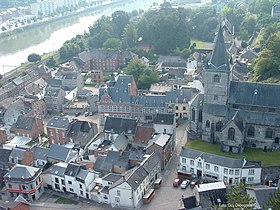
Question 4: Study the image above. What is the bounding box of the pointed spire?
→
[208,24,229,71]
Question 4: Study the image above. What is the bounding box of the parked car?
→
[173,178,182,187]
[190,179,202,189]
[75,112,81,117]
[84,112,89,117]
[180,180,190,189]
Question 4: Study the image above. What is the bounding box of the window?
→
[117,190,120,196]
[198,110,202,123]
[223,176,228,182]
[190,160,194,166]
[80,184,82,189]
[183,106,186,110]
[206,164,210,170]
[55,178,59,183]
[249,169,255,175]
[248,177,254,182]
[175,106,178,110]
[235,170,239,175]
[206,120,210,128]
[198,162,202,168]
[228,128,235,140]
[229,169,233,175]
[68,181,72,185]
[55,183,60,190]
[80,191,83,195]
[234,178,239,184]
[224,168,228,174]
[8,184,12,189]
[216,121,223,132]
[70,188,74,192]
[182,158,186,164]
[61,180,65,185]
[191,108,195,122]
[190,168,194,173]
[247,126,255,137]
[30,184,33,189]
[265,128,273,139]
[115,197,120,203]
[214,166,219,172]
[213,75,220,83]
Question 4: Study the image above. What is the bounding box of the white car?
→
[180,180,190,189]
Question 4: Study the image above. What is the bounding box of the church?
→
[188,25,280,154]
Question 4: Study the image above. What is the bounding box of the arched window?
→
[191,108,195,122]
[216,121,223,132]
[228,128,235,140]
[206,120,210,128]
[265,128,273,139]
[247,126,255,137]
[198,110,203,123]
[213,75,220,83]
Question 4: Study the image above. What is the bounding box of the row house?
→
[179,147,262,185]
[31,146,49,169]
[46,116,70,145]
[0,148,12,185]
[33,65,52,80]
[46,144,76,164]
[12,71,39,94]
[54,71,84,91]
[44,86,65,114]
[22,96,47,119]
[24,78,47,100]
[11,115,44,140]
[0,82,17,102]
[3,164,44,202]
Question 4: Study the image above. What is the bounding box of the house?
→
[24,78,47,99]
[8,147,35,167]
[64,163,99,199]
[22,96,47,119]
[91,70,104,84]
[31,146,49,169]
[153,113,175,134]
[104,117,137,142]
[156,56,186,72]
[239,49,258,63]
[188,24,280,153]
[5,137,32,149]
[0,148,12,185]
[46,144,76,164]
[0,199,30,210]
[11,115,44,140]
[12,71,39,94]
[271,4,280,21]
[0,128,8,144]
[246,185,276,210]
[46,116,70,145]
[55,71,84,91]
[146,133,174,170]
[42,162,68,193]
[44,86,65,114]
[194,182,227,208]
[108,133,129,152]
[67,119,98,147]
[179,147,262,185]
[33,64,52,80]
[3,164,44,202]
[149,83,173,95]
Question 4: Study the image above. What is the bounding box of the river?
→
[0,0,164,74]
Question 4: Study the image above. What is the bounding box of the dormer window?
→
[213,75,220,83]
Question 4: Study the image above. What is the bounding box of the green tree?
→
[27,53,41,62]
[122,23,138,48]
[111,10,130,38]
[267,188,280,209]
[241,15,257,37]
[1,26,7,31]
[46,56,56,67]
[103,38,121,49]
[226,183,255,210]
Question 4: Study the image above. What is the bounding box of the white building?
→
[179,147,262,185]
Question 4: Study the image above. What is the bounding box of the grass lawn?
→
[55,197,78,205]
[191,39,213,50]
[186,140,280,167]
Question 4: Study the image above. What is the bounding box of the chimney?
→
[128,83,131,94]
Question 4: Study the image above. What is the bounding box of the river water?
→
[0,0,163,73]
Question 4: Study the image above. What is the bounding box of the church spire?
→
[208,24,229,71]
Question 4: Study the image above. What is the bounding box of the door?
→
[197,170,202,177]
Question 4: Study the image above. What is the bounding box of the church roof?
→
[208,25,229,71]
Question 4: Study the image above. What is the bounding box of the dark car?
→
[173,178,183,187]
[190,179,201,189]
[75,112,81,117]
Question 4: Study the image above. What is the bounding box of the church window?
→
[216,122,223,132]
[247,126,255,137]
[206,120,210,128]
[198,110,202,123]
[228,128,235,140]
[265,128,273,139]
[213,75,220,83]
[191,108,195,122]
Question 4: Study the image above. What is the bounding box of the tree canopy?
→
[267,188,280,209]
[27,53,41,62]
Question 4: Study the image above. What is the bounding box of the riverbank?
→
[0,0,128,39]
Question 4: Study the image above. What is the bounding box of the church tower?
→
[203,25,231,106]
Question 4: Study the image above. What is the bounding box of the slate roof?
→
[55,71,78,80]
[104,117,137,134]
[47,144,71,162]
[229,81,280,108]
[125,166,148,190]
[45,78,62,87]
[34,64,50,74]
[246,186,276,209]
[9,147,27,161]
[64,163,85,177]
[0,148,12,163]
[112,133,128,151]
[166,89,193,103]
[154,114,174,125]
[240,49,258,61]
[190,93,204,108]
[203,104,228,117]
[45,162,67,177]
[47,116,70,129]
[208,25,229,71]
[157,56,186,64]
[134,126,154,145]
[4,164,40,180]
[44,86,62,97]
[31,146,50,161]
[272,4,280,13]
[103,173,122,183]
[14,115,35,130]
[150,133,171,148]
[25,78,47,95]
[141,152,160,172]
[180,147,244,168]
[100,150,129,173]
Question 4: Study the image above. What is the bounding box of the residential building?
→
[46,116,70,145]
[33,64,52,80]
[46,144,76,164]
[55,71,84,91]
[149,83,173,95]
[24,78,47,100]
[31,146,49,168]
[153,113,175,135]
[132,125,154,149]
[0,148,12,185]
[0,199,30,210]
[91,70,104,84]
[3,164,44,201]
[11,116,44,140]
[44,86,65,114]
[179,147,262,185]
[188,24,280,153]
[9,147,35,167]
